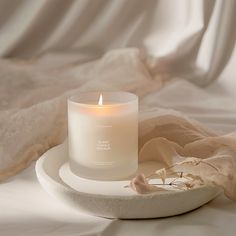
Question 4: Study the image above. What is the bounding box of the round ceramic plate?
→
[35,142,221,219]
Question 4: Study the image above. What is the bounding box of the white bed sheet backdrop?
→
[0,0,235,86]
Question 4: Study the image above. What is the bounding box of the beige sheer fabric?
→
[0,0,235,86]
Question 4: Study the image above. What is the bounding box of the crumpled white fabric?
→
[0,48,236,202]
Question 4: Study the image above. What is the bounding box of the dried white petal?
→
[155,168,166,184]
[185,182,195,189]
[185,173,204,185]
[130,174,162,194]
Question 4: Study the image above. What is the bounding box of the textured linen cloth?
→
[0,48,236,201]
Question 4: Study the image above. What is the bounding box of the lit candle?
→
[68,91,138,180]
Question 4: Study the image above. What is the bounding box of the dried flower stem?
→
[147,159,218,179]
[124,178,186,188]
[127,157,220,194]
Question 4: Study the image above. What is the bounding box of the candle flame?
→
[98,93,103,105]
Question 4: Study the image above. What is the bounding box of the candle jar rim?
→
[68,91,138,107]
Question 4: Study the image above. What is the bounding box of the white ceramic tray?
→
[35,142,220,219]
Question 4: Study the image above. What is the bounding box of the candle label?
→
[96,140,111,151]
[95,124,112,151]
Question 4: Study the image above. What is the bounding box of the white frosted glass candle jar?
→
[68,91,138,180]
